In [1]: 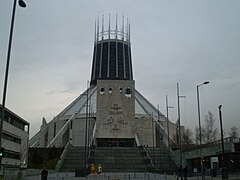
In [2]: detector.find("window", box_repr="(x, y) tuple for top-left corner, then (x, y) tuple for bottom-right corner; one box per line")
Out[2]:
(125, 87), (132, 97)
(4, 150), (20, 160)
(2, 132), (21, 144)
(100, 87), (105, 94)
(119, 87), (123, 93)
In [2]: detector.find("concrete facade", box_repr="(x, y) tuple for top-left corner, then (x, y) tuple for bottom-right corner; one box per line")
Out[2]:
(29, 18), (179, 150)
(135, 114), (155, 147)
(0, 106), (29, 168)
(30, 84), (179, 148)
(95, 80), (135, 141)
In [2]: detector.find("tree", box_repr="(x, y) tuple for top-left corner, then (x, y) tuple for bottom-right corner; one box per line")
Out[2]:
(202, 111), (218, 144)
(182, 128), (194, 146)
(229, 126), (239, 139)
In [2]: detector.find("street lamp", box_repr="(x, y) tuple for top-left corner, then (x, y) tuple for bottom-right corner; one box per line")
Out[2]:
(218, 105), (225, 160)
(177, 82), (186, 166)
(218, 105), (228, 179)
(0, 0), (26, 171)
(196, 81), (209, 172)
(166, 95), (174, 149)
(84, 81), (90, 176)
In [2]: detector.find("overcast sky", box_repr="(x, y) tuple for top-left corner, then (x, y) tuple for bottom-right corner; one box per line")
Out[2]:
(1, 0), (240, 138)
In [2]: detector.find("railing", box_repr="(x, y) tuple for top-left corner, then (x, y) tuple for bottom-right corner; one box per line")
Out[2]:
(87, 119), (96, 162)
(47, 114), (75, 148)
(182, 137), (239, 152)
(143, 146), (155, 169)
(55, 141), (70, 171)
(169, 148), (180, 166)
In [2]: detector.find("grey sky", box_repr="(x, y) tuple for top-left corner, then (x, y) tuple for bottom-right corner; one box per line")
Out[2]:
(0, 0), (240, 137)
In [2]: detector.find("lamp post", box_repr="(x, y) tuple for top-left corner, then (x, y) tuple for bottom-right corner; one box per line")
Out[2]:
(84, 81), (90, 175)
(196, 81), (209, 174)
(166, 95), (174, 149)
(0, 0), (26, 171)
(218, 105), (228, 179)
(177, 83), (186, 166)
(218, 105), (226, 169)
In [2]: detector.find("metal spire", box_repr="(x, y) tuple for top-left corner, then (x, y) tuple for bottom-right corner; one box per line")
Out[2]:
(94, 19), (97, 43)
(128, 19), (131, 44)
(102, 14), (104, 40)
(108, 13), (111, 39)
(115, 13), (118, 39)
(97, 17), (99, 42)
(122, 14), (125, 40)
(127, 17), (129, 42)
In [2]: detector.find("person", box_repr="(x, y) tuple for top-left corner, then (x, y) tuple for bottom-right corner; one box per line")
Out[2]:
(177, 165), (183, 180)
(97, 164), (103, 175)
(90, 164), (95, 175)
(183, 165), (188, 180)
(201, 166), (206, 180)
(41, 167), (48, 180)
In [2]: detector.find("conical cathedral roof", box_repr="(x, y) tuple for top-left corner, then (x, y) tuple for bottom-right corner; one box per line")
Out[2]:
(29, 16), (177, 148)
(29, 85), (173, 147)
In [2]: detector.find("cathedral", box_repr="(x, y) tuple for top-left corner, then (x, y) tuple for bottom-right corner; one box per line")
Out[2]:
(29, 16), (179, 150)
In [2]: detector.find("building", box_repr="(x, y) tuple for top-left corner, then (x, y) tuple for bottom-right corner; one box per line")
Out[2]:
(181, 137), (240, 173)
(29, 16), (179, 151)
(0, 105), (30, 168)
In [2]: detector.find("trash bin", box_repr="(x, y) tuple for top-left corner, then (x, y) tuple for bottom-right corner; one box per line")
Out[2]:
(221, 167), (228, 179)
(211, 169), (216, 177)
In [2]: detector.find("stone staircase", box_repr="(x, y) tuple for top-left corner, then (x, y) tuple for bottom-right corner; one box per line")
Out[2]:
(59, 146), (86, 172)
(90, 147), (153, 172)
(59, 146), (158, 173)
(146, 144), (178, 174)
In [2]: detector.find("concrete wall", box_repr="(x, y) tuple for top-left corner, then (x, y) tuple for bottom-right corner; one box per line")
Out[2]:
(135, 114), (155, 147)
(95, 80), (135, 139)
(71, 117), (86, 146)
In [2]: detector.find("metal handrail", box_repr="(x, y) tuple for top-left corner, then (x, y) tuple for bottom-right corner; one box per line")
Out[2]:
(47, 114), (75, 148)
(143, 146), (155, 169)
(55, 141), (70, 171)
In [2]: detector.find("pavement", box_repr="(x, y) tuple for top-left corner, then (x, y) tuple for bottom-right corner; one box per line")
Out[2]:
(22, 172), (240, 180)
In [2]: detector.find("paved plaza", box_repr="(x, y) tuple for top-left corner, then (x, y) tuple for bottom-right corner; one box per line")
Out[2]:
(22, 172), (240, 180)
